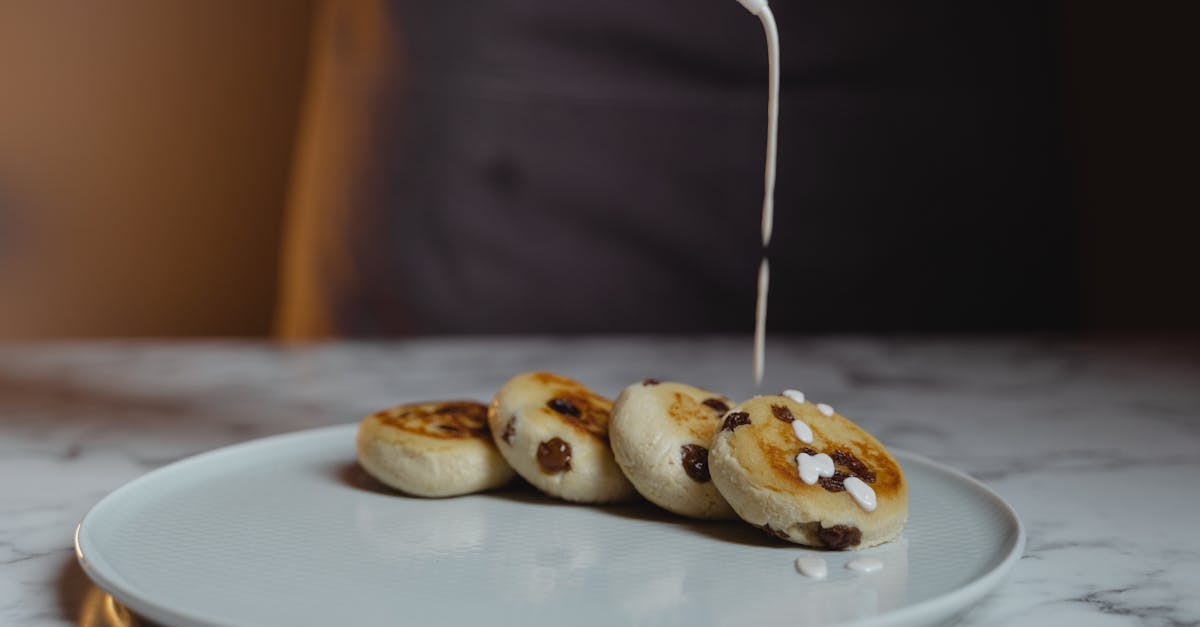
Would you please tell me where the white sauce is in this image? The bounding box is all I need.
[817,403,834,417]
[796,452,834,485]
[843,476,877,512]
[790,418,813,444]
[758,7,779,247]
[753,258,769,388]
[846,557,883,573]
[746,1,779,390]
[794,556,828,580]
[782,389,805,404]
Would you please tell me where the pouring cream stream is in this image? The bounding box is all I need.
[737,0,780,388]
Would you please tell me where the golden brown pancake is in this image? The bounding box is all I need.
[708,394,908,549]
[488,371,635,503]
[356,400,514,497]
[609,380,736,519]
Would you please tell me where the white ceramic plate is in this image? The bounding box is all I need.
[76,424,1023,627]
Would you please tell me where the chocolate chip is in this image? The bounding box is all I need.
[831,449,876,483]
[642,378,660,386]
[702,398,730,414]
[770,404,794,423]
[501,417,516,445]
[756,523,790,540]
[818,471,849,492]
[679,444,711,483]
[817,524,862,550]
[547,398,581,417]
[799,446,818,456]
[721,411,750,432]
[536,437,572,473]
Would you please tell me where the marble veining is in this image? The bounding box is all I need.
[1,337,1198,626]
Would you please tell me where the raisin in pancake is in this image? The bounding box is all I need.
[488,371,635,503]
[708,394,908,549]
[356,400,514,497]
[609,380,737,519]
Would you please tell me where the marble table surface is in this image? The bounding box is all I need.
[2,337,1198,626]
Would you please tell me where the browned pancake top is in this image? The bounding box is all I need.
[373,400,491,440]
[729,397,906,506]
[527,372,613,440]
[758,432,903,498]
[666,391,730,440]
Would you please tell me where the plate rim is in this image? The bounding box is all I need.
[75,424,1025,627]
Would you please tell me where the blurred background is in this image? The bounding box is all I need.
[0,0,1195,339]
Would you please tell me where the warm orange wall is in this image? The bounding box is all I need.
[0,2,311,338]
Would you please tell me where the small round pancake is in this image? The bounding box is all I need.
[356,400,514,497]
[610,380,737,519]
[488,371,635,503]
[708,395,908,549]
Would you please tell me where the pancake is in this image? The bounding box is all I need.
[356,400,514,497]
[609,380,737,519]
[488,371,636,503]
[708,394,908,549]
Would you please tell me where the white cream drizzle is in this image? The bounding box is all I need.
[744,0,779,390]
[753,258,769,388]
[843,476,877,512]
[796,452,834,485]
[758,7,779,247]
[782,389,805,404]
[794,556,827,580]
[817,403,834,417]
[846,557,883,573]
[790,418,813,444]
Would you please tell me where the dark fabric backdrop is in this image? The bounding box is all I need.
[332,1,1076,334]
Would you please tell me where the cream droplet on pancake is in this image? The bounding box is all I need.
[782,389,806,404]
[791,419,814,444]
[796,452,835,484]
[817,403,834,417]
[843,476,878,512]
